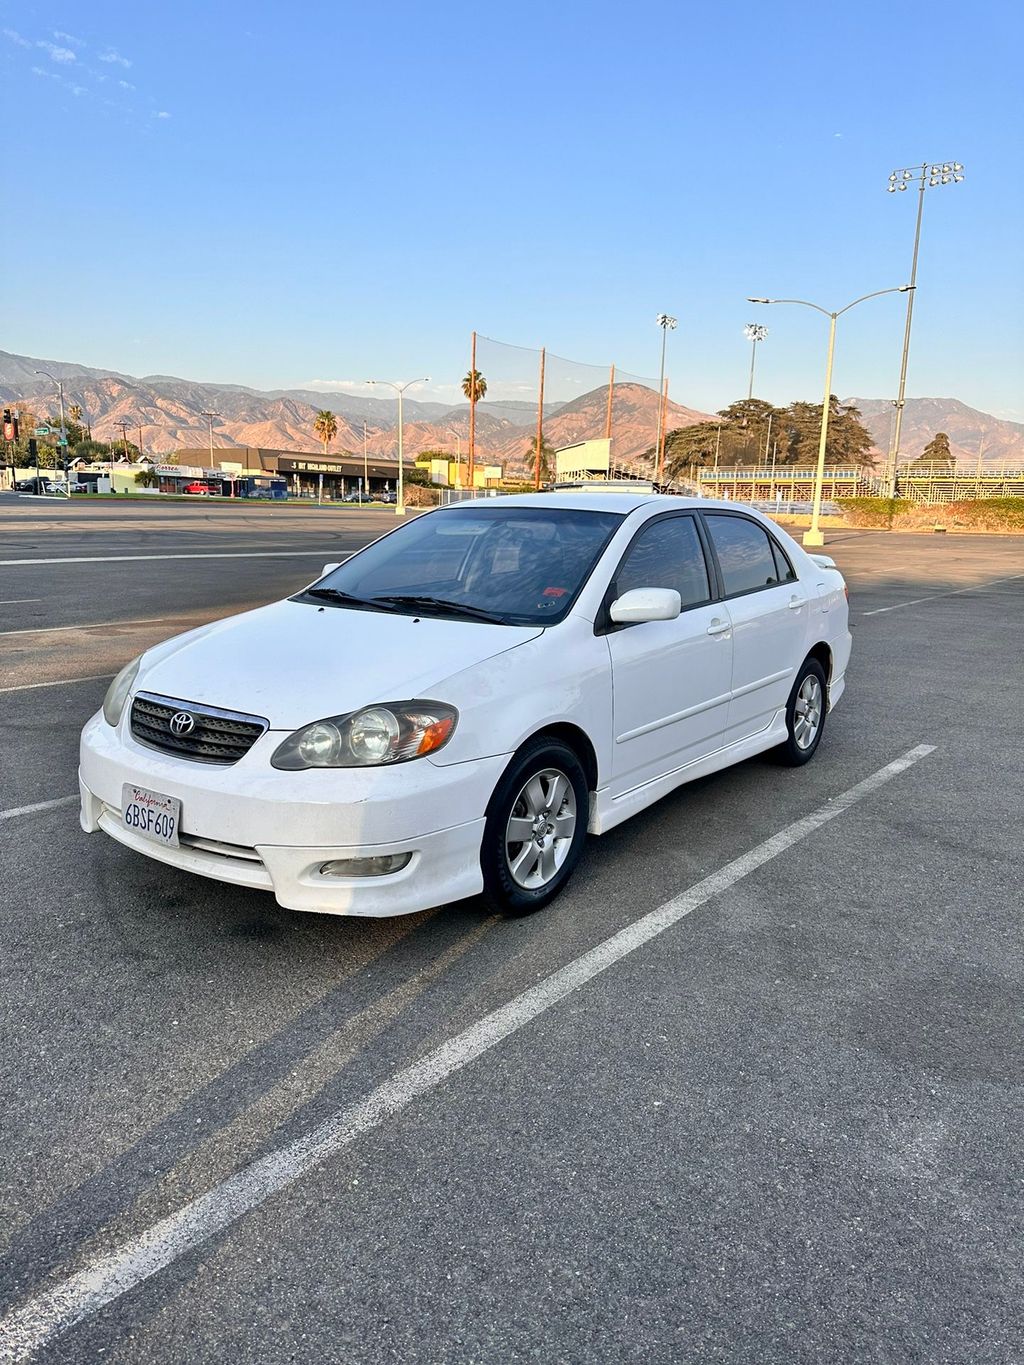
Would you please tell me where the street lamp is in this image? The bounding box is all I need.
[34,369,70,498]
[743,323,768,401]
[447,427,463,486]
[748,286,913,547]
[199,410,221,471]
[883,160,964,496]
[366,379,429,514]
[655,313,677,474]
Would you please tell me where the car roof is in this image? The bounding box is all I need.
[437,491,757,515]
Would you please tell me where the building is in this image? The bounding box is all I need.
[172,447,404,498]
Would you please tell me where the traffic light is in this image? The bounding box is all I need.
[2,409,12,442]
[28,438,38,461]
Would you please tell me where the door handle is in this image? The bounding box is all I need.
[788,595,804,610]
[706,618,730,636]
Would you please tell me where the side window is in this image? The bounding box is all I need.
[770,537,797,583]
[614,516,711,609]
[705,514,781,596]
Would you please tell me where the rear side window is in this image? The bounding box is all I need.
[705,513,781,596]
[770,538,797,582]
[614,516,711,608]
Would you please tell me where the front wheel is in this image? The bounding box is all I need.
[775,657,827,766]
[481,739,589,917]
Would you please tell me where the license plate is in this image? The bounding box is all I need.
[121,784,181,847]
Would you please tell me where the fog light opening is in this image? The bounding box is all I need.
[319,852,413,879]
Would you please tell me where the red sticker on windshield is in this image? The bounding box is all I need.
[543,587,568,597]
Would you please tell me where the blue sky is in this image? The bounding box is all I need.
[3,0,1022,419]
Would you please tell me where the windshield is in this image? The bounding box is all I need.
[297,505,624,626]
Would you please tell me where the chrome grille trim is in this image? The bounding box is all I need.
[129,691,269,765]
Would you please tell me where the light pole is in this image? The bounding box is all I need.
[200,410,220,471]
[34,369,70,497]
[447,427,462,486]
[362,420,369,500]
[655,313,677,474]
[367,378,429,515]
[883,160,964,496]
[749,286,913,547]
[743,323,768,401]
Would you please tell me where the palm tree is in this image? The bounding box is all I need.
[313,410,338,459]
[461,370,487,403]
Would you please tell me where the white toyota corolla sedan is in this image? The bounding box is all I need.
[79,493,851,918]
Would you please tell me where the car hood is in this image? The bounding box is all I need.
[134,598,543,729]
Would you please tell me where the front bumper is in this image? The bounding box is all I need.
[79,710,506,917]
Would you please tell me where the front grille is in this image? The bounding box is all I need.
[130,692,269,765]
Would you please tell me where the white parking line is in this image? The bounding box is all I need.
[0,795,78,823]
[861,572,1024,615]
[0,674,114,695]
[0,617,185,638]
[0,599,42,605]
[0,742,936,1362]
[0,550,349,567]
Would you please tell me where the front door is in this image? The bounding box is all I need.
[606,514,733,797]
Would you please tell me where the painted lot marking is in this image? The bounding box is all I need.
[0,599,42,605]
[0,675,114,695]
[0,743,936,1363]
[0,550,350,567]
[861,571,1024,615]
[1,617,187,638]
[0,795,78,823]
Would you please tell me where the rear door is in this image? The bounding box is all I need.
[700,511,808,745]
[605,513,733,796]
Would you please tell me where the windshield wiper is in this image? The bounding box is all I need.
[302,586,397,610]
[371,594,507,624]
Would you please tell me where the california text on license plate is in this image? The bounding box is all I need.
[121,784,181,847]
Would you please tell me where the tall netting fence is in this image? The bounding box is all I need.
[468,335,664,480]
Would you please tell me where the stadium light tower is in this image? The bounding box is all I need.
[883,160,964,495]
[748,285,913,547]
[743,323,768,401]
[654,313,677,471]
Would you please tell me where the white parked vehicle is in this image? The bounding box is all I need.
[79,493,851,918]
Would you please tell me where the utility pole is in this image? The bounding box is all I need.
[362,421,368,500]
[367,379,429,515]
[883,160,964,496]
[605,364,615,440]
[200,410,220,471]
[468,330,477,488]
[534,347,546,490]
[115,421,132,462]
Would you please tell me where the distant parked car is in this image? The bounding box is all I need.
[183,481,219,496]
[15,476,55,494]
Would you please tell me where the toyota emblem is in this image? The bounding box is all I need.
[169,711,196,736]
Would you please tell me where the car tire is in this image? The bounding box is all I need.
[774,656,828,766]
[481,738,590,917]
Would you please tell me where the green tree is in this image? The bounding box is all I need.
[525,434,555,483]
[911,432,955,471]
[780,396,875,468]
[313,410,338,459]
[461,370,487,403]
[135,467,160,487]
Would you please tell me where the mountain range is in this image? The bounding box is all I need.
[2,349,1020,470]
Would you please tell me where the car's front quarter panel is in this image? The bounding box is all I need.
[425,615,614,788]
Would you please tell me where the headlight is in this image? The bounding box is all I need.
[102,655,143,727]
[271,701,458,770]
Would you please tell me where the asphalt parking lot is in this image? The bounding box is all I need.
[1,496,1022,1364]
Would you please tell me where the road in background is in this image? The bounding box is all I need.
[1,498,1021,1363]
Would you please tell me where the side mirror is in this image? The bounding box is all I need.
[609,587,681,624]
[321,562,342,576]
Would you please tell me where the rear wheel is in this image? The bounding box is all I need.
[481,738,589,916]
[775,657,827,766]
